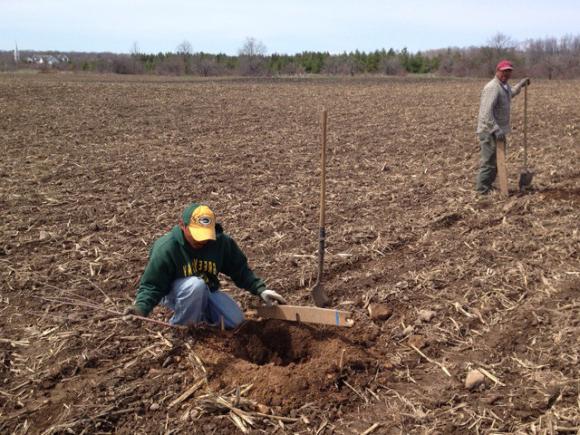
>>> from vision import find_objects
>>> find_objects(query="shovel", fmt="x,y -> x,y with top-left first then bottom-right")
312,110 -> 330,308
519,85 -> 534,192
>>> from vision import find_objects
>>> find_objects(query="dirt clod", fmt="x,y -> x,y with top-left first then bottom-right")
465,369 -> 486,390
417,309 -> 436,322
368,303 -> 393,321
407,334 -> 427,349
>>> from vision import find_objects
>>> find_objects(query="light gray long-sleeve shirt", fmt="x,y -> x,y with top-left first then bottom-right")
476,77 -> 524,135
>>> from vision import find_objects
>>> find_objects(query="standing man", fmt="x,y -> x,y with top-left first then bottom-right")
476,60 -> 530,194
125,203 -> 286,328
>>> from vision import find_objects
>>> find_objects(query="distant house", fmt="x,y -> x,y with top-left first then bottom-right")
25,54 -> 70,65
25,55 -> 43,64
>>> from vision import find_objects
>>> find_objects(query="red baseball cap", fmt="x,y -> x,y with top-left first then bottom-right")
496,60 -> 513,71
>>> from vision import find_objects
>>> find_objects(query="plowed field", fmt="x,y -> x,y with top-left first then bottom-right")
1,73 -> 579,434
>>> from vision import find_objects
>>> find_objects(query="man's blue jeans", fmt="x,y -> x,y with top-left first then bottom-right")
161,277 -> 244,329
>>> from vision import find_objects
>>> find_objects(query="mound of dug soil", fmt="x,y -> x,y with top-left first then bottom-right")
202,319 -> 380,412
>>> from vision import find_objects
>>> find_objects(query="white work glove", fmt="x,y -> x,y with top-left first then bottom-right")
518,77 -> 531,87
260,289 -> 287,306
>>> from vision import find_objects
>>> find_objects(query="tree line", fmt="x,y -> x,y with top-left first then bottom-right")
2,34 -> 579,79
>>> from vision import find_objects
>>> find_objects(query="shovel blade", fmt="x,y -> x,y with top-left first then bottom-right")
312,283 -> 330,307
519,170 -> 534,192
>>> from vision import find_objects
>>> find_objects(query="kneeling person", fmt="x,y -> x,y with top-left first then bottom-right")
126,203 -> 285,328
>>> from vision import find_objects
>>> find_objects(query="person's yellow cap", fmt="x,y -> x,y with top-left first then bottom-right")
182,203 -> 216,242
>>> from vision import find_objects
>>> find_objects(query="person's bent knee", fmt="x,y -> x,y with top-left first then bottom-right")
175,277 -> 209,302
227,310 -> 245,329
213,305 -> 244,329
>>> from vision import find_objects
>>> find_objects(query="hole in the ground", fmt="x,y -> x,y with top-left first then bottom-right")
232,320 -> 312,366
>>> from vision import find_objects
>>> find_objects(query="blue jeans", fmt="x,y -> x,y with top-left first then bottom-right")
161,277 -> 244,329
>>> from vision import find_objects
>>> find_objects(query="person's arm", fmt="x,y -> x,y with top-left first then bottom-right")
221,236 -> 266,295
134,244 -> 176,316
478,85 -> 502,135
511,77 -> 530,98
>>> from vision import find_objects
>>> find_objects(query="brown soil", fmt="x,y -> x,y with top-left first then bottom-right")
0,73 -> 578,434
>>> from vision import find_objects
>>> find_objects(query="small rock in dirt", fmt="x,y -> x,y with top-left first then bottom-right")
150,403 -> 160,411
465,369 -> 485,390
39,230 -> 50,241
368,303 -> 393,321
417,309 -> 436,323
256,404 -> 270,414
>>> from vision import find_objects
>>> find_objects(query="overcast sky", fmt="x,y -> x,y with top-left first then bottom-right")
2,0 -> 579,54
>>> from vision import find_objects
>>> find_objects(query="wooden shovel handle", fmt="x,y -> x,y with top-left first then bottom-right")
523,85 -> 528,168
320,110 -> 327,228
312,110 -> 330,307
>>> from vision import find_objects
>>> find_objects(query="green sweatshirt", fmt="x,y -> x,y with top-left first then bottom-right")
135,224 -> 266,316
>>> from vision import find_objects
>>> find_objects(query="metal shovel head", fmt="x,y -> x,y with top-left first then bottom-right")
519,169 -> 534,192
312,282 -> 330,307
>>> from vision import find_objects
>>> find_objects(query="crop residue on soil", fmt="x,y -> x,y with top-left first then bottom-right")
0,74 -> 578,434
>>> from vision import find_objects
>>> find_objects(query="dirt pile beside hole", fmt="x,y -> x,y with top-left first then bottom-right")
210,320 -> 378,411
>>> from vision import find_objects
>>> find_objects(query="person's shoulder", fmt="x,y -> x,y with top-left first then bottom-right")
215,224 -> 242,249
484,78 -> 499,90
152,226 -> 182,252
215,224 -> 232,243
481,79 -> 501,97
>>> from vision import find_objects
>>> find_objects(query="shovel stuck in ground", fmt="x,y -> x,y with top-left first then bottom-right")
519,85 -> 534,192
312,110 -> 330,308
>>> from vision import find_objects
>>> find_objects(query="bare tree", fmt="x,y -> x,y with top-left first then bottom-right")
239,37 -> 266,57
488,33 -> 515,52
176,40 -> 192,55
130,41 -> 140,56
480,33 -> 517,75
238,37 -> 267,76
176,40 -> 193,74
193,55 -> 223,76
126,42 -> 143,74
